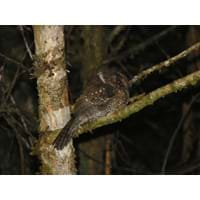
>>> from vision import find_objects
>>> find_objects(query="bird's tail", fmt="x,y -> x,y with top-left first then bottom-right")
53,112 -> 89,150
53,118 -> 75,150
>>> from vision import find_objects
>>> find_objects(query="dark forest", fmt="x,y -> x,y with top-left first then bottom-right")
0,26 -> 200,175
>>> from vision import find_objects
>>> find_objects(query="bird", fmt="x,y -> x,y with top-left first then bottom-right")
53,67 -> 129,150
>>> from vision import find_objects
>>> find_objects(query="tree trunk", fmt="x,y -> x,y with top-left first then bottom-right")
33,25 -> 76,174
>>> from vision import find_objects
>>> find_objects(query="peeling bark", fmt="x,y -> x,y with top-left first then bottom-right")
33,25 -> 76,174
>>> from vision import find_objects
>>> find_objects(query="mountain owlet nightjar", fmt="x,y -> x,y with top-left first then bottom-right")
53,68 -> 129,150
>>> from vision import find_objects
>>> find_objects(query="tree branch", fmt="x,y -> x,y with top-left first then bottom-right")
129,41 -> 200,86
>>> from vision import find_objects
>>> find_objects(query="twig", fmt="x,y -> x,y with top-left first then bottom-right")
104,26 -> 176,64
15,130 -> 26,174
108,26 -> 126,43
10,95 -> 35,148
6,112 -> 32,149
129,41 -> 200,86
4,66 -> 20,103
160,93 -> 200,174
0,51 -> 29,71
4,115 -> 25,174
22,41 -> 34,61
109,28 -> 130,54
19,26 -> 33,60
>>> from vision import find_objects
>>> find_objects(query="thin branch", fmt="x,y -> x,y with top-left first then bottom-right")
129,41 -> 200,86
4,115 -> 25,174
104,26 -> 177,64
0,52 -> 29,71
4,66 -> 20,103
108,26 -> 126,43
10,95 -> 35,148
19,26 -> 33,60
160,93 -> 200,174
109,28 -> 130,54
73,69 -> 200,140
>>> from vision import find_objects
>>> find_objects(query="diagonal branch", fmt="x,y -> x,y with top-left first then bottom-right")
129,41 -> 200,86
19,26 -> 33,60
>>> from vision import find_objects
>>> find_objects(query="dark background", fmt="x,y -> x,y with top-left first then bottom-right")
0,26 -> 200,174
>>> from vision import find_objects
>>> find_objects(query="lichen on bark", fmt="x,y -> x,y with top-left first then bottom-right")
33,25 -> 76,174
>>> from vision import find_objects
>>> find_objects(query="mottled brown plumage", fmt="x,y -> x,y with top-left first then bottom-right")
53,68 -> 129,150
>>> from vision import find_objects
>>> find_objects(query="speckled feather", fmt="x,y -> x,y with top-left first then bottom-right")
53,68 -> 129,150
